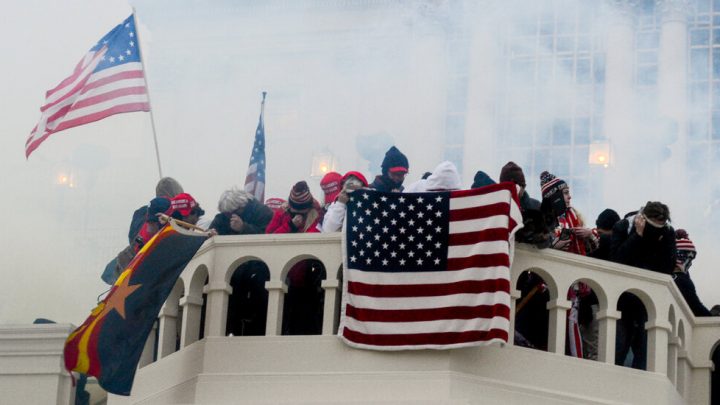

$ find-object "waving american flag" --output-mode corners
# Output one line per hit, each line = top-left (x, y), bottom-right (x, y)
(338, 182), (523, 350)
(244, 93), (266, 202)
(26, 15), (149, 157)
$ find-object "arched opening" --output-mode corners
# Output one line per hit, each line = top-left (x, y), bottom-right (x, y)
(226, 260), (270, 336)
(334, 265), (343, 335)
(564, 281), (599, 361)
(198, 275), (208, 340)
(176, 291), (184, 351)
(712, 341), (720, 405)
(282, 259), (327, 335)
(667, 305), (677, 384)
(514, 270), (550, 351)
(615, 291), (648, 370)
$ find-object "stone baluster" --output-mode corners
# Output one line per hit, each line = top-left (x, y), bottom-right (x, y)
(157, 303), (179, 358)
(179, 295), (204, 347)
(646, 320), (672, 374)
(596, 309), (621, 364)
(547, 298), (571, 354)
(203, 282), (232, 337)
(265, 280), (287, 336)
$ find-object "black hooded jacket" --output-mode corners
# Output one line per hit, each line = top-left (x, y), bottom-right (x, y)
(209, 199), (274, 235)
(610, 217), (676, 275)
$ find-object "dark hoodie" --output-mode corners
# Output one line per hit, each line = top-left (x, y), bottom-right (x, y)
(471, 170), (495, 189)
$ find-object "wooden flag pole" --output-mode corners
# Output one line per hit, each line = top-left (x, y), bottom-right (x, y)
(157, 214), (209, 234)
(131, 8), (163, 180)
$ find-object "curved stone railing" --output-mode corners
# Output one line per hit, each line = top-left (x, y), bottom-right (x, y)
(142, 234), (719, 403)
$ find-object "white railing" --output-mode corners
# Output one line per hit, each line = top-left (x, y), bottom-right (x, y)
(145, 234), (720, 404)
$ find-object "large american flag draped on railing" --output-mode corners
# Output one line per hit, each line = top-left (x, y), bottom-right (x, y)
(338, 182), (523, 350)
(25, 15), (149, 158)
(244, 93), (266, 202)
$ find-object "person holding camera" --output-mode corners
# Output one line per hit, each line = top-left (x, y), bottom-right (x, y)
(540, 171), (598, 359)
(539, 171), (598, 254)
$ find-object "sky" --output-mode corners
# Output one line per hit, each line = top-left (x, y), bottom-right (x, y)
(0, 0), (718, 325)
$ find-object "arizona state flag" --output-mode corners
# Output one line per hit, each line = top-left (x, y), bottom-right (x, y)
(64, 221), (207, 395)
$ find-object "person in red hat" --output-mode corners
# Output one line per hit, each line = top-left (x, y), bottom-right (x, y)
(264, 198), (286, 213)
(266, 181), (322, 233)
(319, 172), (343, 211)
(321, 171), (368, 233)
(370, 146), (409, 192)
(170, 193), (205, 226)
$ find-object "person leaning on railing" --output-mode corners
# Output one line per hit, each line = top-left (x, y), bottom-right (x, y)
(610, 202), (676, 370)
(209, 187), (273, 235)
(672, 229), (713, 317)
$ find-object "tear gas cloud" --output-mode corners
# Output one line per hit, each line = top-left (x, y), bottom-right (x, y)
(0, 0), (717, 324)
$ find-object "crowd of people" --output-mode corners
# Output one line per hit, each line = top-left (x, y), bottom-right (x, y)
(108, 145), (719, 365)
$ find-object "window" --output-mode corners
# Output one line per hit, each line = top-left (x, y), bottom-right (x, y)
(692, 29), (711, 45)
(691, 49), (709, 81)
(553, 119), (572, 145)
(574, 117), (590, 145)
(576, 58), (591, 84)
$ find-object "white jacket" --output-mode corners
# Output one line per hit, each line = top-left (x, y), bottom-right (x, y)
(321, 200), (346, 233)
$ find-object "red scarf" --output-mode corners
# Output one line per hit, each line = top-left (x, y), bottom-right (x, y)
(557, 207), (586, 255)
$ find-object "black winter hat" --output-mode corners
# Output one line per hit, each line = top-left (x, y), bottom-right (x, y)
(381, 146), (409, 176)
(595, 208), (620, 230)
(499, 162), (526, 188)
(471, 171), (496, 189)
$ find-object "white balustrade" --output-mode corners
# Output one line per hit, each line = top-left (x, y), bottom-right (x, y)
(136, 234), (720, 403)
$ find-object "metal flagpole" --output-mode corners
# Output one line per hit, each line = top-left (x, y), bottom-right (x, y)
(131, 8), (163, 179)
(261, 91), (266, 123)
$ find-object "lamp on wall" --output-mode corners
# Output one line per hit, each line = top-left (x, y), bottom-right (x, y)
(311, 150), (337, 178)
(588, 142), (610, 168)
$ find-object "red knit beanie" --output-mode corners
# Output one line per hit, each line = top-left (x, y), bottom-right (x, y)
(288, 181), (313, 210)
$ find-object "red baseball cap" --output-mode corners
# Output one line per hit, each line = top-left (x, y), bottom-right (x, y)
(170, 193), (198, 216)
(320, 172), (343, 204)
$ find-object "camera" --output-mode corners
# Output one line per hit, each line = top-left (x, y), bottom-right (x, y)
(559, 228), (573, 240)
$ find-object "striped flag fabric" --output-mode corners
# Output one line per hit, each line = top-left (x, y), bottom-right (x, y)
(25, 15), (149, 158)
(338, 182), (523, 350)
(244, 93), (266, 201)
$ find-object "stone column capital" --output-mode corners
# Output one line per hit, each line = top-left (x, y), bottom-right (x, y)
(657, 0), (691, 23)
(603, 0), (640, 24)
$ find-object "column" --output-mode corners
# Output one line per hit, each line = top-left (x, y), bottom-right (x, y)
(508, 289), (522, 345)
(688, 363), (714, 405)
(676, 348), (690, 398)
(601, 0), (638, 209)
(321, 279), (340, 335)
(547, 298), (572, 354)
(265, 280), (287, 336)
(646, 320), (671, 374)
(157, 304), (179, 358)
(667, 335), (679, 385)
(462, 4), (499, 182)
(203, 282), (232, 337)
(138, 320), (157, 368)
(596, 308), (621, 364)
(657, 0), (690, 210)
(179, 295), (204, 348)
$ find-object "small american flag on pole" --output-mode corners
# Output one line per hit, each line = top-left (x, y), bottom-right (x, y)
(25, 15), (150, 158)
(338, 182), (523, 350)
(244, 92), (266, 202)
